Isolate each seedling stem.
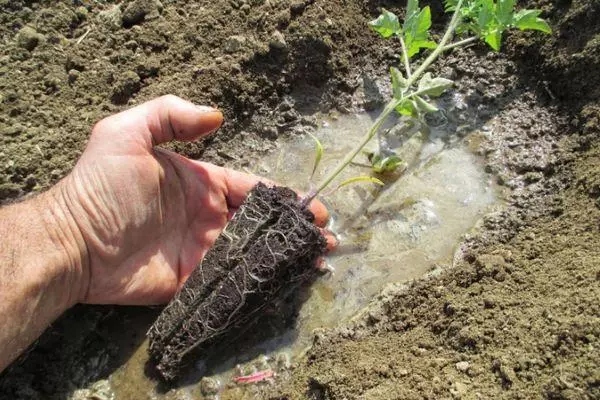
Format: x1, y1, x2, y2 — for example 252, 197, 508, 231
305, 0, 465, 203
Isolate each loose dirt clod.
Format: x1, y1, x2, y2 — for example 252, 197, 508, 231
147, 183, 326, 381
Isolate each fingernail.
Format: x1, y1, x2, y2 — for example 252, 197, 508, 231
196, 105, 218, 113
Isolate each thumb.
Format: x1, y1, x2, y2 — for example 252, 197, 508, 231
91, 95, 223, 149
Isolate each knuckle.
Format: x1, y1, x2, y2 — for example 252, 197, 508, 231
159, 94, 180, 106
90, 117, 112, 138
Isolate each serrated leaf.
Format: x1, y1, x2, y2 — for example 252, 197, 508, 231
403, 2, 436, 58
414, 95, 439, 113
396, 98, 418, 117
484, 28, 502, 50
337, 176, 385, 190
417, 72, 454, 97
369, 9, 401, 38
513, 9, 551, 33
308, 133, 323, 181
390, 67, 408, 98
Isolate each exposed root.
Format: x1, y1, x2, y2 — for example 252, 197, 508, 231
147, 183, 326, 381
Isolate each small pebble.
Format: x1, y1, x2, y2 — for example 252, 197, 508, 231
455, 361, 470, 372
200, 377, 220, 396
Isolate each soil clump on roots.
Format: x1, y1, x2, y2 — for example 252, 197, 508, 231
147, 183, 325, 381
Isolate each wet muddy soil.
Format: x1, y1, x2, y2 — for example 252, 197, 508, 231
1, 0, 599, 399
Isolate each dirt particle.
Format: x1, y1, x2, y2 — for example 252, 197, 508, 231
1, 124, 24, 137
16, 26, 44, 51
275, 353, 291, 371
269, 30, 287, 50
98, 6, 123, 30
455, 361, 470, 373
122, 0, 163, 27
135, 58, 160, 79
200, 377, 219, 396
67, 69, 80, 84
290, 1, 310, 16
223, 35, 248, 54
44, 74, 63, 93
0, 183, 22, 200
110, 71, 141, 104
492, 359, 516, 388
356, 75, 386, 111
75, 6, 88, 21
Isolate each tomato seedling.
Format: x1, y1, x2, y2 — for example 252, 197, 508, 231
302, 0, 550, 204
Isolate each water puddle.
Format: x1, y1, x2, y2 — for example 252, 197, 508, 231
106, 96, 498, 399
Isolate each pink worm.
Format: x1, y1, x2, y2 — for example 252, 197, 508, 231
233, 369, 275, 384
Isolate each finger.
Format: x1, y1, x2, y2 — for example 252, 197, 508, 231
219, 166, 330, 225
319, 228, 339, 252
306, 198, 329, 227
315, 257, 335, 273
93, 95, 223, 148
219, 167, 277, 208
198, 163, 331, 224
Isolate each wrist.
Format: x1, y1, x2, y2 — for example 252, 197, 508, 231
33, 177, 90, 309
0, 179, 89, 370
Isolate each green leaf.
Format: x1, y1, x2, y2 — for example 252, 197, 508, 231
406, 0, 419, 21
484, 28, 503, 50
403, 2, 437, 58
371, 154, 405, 174
414, 95, 439, 113
369, 9, 401, 38
390, 67, 408, 99
497, 0, 516, 27
396, 98, 418, 117
477, 0, 493, 30
307, 133, 323, 181
513, 9, 551, 33
417, 72, 454, 97
336, 176, 385, 190
444, 0, 459, 12
407, 39, 437, 58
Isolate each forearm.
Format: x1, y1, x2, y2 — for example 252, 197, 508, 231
0, 180, 88, 372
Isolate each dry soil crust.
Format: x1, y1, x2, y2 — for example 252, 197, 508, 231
0, 0, 599, 399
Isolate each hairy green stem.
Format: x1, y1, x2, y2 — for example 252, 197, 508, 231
305, 0, 465, 203
399, 36, 412, 78
305, 99, 400, 202
442, 36, 478, 51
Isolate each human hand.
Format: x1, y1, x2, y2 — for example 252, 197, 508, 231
59, 95, 331, 305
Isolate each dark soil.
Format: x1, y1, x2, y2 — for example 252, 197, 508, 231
0, 0, 599, 399
147, 183, 325, 381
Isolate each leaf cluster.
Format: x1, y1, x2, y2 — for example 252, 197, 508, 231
445, 0, 551, 50
307, 0, 551, 196
368, 0, 436, 59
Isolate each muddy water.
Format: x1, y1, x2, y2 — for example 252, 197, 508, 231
253, 108, 497, 338
107, 105, 498, 399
